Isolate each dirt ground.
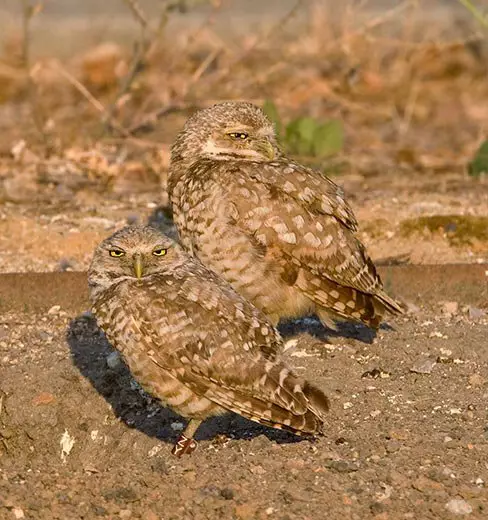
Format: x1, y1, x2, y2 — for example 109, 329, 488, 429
1, 1, 488, 519
1, 281, 488, 520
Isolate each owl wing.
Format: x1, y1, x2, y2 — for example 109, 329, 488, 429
99, 278, 328, 433
220, 160, 403, 314
152, 336, 328, 434
249, 160, 358, 231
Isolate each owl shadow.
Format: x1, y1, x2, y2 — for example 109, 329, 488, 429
279, 315, 388, 344
66, 314, 305, 447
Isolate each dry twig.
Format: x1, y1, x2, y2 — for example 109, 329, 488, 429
54, 63, 131, 138
103, 0, 185, 134
129, 0, 306, 135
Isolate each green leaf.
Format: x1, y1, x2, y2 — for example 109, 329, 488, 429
262, 100, 283, 140
312, 120, 344, 158
468, 139, 488, 177
286, 117, 317, 155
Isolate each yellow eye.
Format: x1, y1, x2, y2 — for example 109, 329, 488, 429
228, 132, 248, 140
152, 249, 167, 256
109, 250, 125, 257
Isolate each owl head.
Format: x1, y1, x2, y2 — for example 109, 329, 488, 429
170, 101, 282, 167
88, 225, 186, 302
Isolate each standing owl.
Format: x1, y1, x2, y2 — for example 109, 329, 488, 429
168, 101, 404, 329
88, 225, 329, 457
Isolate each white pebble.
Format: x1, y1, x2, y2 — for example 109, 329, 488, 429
13, 508, 25, 519
47, 305, 61, 315
445, 498, 472, 515
171, 422, 185, 431
106, 351, 122, 369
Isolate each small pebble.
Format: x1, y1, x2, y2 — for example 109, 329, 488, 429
445, 498, 472, 515
326, 460, 359, 473
58, 258, 74, 272
410, 357, 436, 374
468, 307, 485, 321
48, 305, 61, 315
220, 488, 234, 500
442, 301, 458, 315
386, 440, 401, 453
106, 351, 122, 369
13, 508, 25, 519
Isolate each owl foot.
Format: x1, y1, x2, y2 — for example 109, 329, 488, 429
172, 434, 198, 457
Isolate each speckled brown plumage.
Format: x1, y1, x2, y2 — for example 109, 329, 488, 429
168, 101, 404, 329
88, 225, 329, 456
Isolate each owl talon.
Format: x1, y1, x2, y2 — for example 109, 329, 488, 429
172, 434, 198, 457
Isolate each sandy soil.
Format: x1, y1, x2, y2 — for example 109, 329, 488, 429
1, 297, 487, 520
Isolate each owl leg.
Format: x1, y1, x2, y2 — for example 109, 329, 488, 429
171, 419, 201, 457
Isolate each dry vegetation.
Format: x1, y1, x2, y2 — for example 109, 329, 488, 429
0, 0, 487, 270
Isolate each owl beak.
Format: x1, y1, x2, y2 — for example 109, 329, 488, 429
255, 138, 275, 161
133, 255, 144, 279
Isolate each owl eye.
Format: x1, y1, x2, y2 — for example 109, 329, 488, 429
109, 250, 125, 258
152, 249, 167, 256
228, 132, 249, 140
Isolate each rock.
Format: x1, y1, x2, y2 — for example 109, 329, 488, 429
469, 374, 485, 387
170, 422, 184, 431
468, 307, 485, 321
385, 440, 401, 453
249, 464, 266, 476
370, 502, 386, 515
91, 504, 108, 516
47, 305, 61, 315
361, 368, 390, 379
13, 508, 25, 519
106, 351, 122, 370
445, 498, 472, 515
326, 460, 360, 473
412, 475, 444, 492
410, 357, 436, 374
119, 510, 132, 519
387, 469, 409, 487
220, 488, 235, 500
150, 458, 168, 475
441, 301, 459, 315
32, 392, 55, 406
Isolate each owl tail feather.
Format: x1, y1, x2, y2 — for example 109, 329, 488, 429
299, 273, 404, 329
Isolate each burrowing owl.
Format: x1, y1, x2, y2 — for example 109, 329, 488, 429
88, 225, 329, 457
168, 101, 404, 329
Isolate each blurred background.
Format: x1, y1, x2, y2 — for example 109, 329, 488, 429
0, 0, 487, 272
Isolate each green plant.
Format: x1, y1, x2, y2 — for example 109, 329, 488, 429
457, 0, 488, 29
262, 100, 344, 159
468, 140, 488, 177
